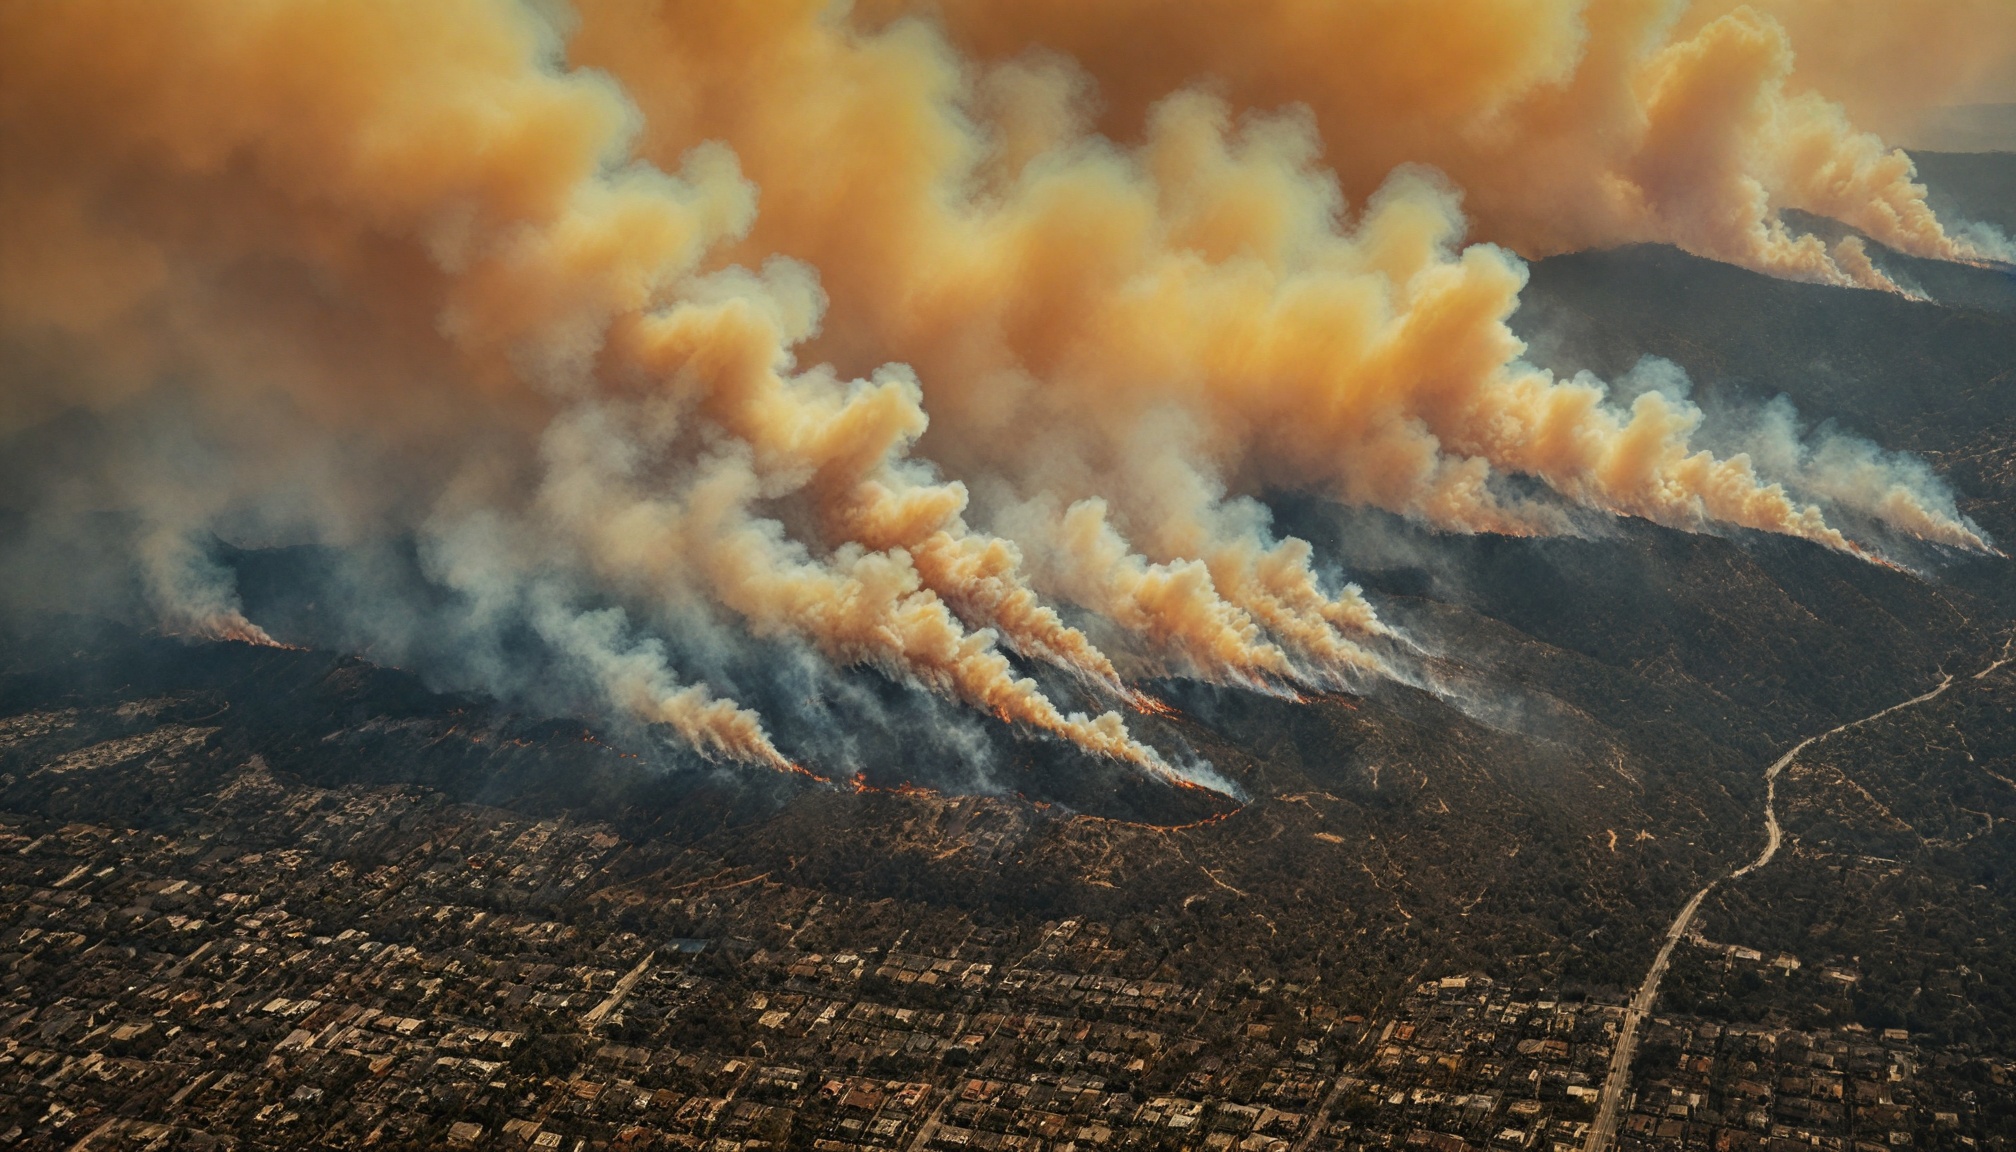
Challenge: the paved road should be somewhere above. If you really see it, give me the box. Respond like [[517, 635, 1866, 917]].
[[582, 950, 655, 1030], [1579, 884, 1715, 1152], [1580, 673, 1955, 1152]]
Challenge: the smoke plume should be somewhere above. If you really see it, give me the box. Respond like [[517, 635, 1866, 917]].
[[841, 0, 2016, 282], [0, 0, 1996, 786]]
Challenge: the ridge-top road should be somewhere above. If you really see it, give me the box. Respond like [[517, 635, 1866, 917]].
[[1580, 672, 1955, 1152]]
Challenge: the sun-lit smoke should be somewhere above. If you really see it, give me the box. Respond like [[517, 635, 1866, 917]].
[[1013, 496, 1301, 690], [1679, 0, 2016, 144], [840, 0, 2016, 281], [571, 5, 1986, 551], [0, 0, 1996, 784], [1598, 357, 1995, 552]]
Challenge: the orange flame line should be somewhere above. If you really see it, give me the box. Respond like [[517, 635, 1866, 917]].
[[1125, 690, 1181, 719]]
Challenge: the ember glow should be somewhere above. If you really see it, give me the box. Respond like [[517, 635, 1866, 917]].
[[0, 0, 2001, 789]]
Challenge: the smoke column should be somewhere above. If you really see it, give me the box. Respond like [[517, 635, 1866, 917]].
[[0, 0, 1996, 784]]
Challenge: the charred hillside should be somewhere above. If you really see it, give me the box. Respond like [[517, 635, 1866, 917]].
[[8, 206, 2016, 1010], [3, 147, 2013, 1152]]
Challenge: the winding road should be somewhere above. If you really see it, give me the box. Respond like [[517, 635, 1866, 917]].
[[1579, 673, 1956, 1152]]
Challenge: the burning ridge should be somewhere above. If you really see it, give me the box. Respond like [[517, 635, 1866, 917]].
[[0, 0, 1999, 793]]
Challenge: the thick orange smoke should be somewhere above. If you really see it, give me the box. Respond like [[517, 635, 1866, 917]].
[[0, 0, 1994, 784], [837, 0, 2015, 285], [572, 3, 1987, 545], [1680, 1, 2016, 143]]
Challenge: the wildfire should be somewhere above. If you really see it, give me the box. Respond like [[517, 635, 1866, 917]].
[[776, 760, 831, 784], [1297, 690, 1360, 711], [1160, 772, 1226, 797], [173, 615, 304, 651], [1844, 542, 1904, 571], [1125, 691, 1181, 719], [842, 771, 949, 800], [577, 732, 641, 760]]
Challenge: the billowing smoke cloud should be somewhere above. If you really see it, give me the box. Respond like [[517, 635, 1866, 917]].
[[0, 0, 1994, 787], [1679, 0, 2016, 142], [836, 0, 2016, 284]]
